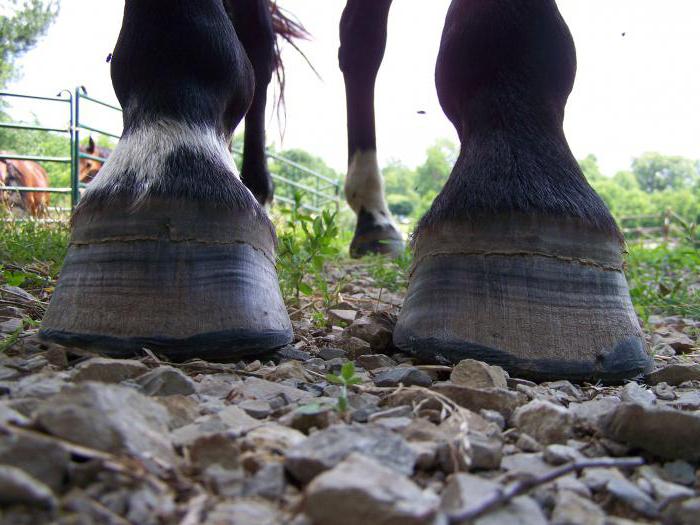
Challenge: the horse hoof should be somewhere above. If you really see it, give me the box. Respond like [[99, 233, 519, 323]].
[[40, 197, 292, 361], [349, 210, 404, 258], [393, 215, 653, 383]]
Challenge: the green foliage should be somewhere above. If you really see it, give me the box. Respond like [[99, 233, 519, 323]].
[[0, 0, 59, 88], [276, 192, 341, 305], [626, 241, 700, 322], [0, 215, 68, 276], [631, 152, 700, 193], [325, 361, 362, 414], [366, 248, 412, 294]]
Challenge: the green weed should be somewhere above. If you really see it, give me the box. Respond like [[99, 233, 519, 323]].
[[325, 361, 362, 415]]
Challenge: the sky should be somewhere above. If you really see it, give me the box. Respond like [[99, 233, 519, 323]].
[[6, 0, 700, 176]]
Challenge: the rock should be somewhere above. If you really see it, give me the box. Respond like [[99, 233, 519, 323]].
[[318, 347, 347, 361], [12, 372, 69, 399], [280, 403, 338, 433], [156, 395, 200, 430], [35, 382, 174, 461], [450, 359, 507, 389], [654, 382, 677, 401], [172, 406, 262, 447], [638, 466, 695, 503], [646, 364, 700, 386], [241, 423, 306, 457], [620, 382, 655, 406], [231, 377, 313, 405], [663, 497, 700, 525], [189, 433, 241, 470], [513, 400, 573, 445], [654, 344, 677, 357], [606, 477, 659, 519], [337, 334, 372, 358], [136, 366, 196, 396], [344, 314, 394, 352], [238, 399, 272, 419], [0, 403, 29, 426], [431, 383, 526, 420], [568, 397, 620, 430], [374, 367, 432, 388], [0, 317, 22, 333], [204, 499, 281, 525], [409, 441, 440, 470], [469, 432, 503, 471], [266, 360, 310, 382], [0, 465, 56, 509], [357, 353, 397, 370], [661, 332, 696, 353], [243, 463, 286, 500], [276, 345, 312, 362], [601, 403, 700, 460], [543, 444, 584, 465], [195, 373, 242, 397], [0, 431, 70, 492], [328, 309, 357, 325], [479, 409, 506, 431], [441, 473, 547, 525], [304, 453, 441, 525], [662, 460, 697, 486], [285, 424, 416, 484], [71, 358, 148, 383], [502, 454, 557, 477], [551, 490, 605, 525], [516, 433, 543, 453]]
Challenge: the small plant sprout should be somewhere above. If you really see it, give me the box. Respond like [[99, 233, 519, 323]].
[[325, 361, 362, 415]]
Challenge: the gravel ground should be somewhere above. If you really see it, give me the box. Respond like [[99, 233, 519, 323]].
[[0, 261, 698, 525]]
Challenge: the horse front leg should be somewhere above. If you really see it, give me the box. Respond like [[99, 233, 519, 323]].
[[339, 0, 403, 258], [227, 0, 275, 207], [40, 0, 292, 359], [394, 0, 652, 382]]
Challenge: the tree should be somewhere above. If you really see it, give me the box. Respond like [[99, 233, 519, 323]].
[[578, 154, 604, 183], [631, 152, 699, 193], [415, 138, 457, 195], [0, 0, 59, 88]]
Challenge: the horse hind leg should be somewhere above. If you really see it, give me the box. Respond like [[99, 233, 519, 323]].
[[40, 0, 292, 359], [339, 0, 403, 258], [227, 0, 275, 206], [393, 0, 652, 382]]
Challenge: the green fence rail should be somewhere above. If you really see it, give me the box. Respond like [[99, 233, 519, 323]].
[[1, 87, 340, 216]]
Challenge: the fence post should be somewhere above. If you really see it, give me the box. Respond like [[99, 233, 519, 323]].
[[70, 87, 81, 209]]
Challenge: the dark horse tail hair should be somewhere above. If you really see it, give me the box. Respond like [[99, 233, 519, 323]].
[[269, 1, 318, 137]]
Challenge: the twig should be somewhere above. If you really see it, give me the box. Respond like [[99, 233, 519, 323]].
[[179, 492, 208, 525], [448, 456, 645, 523]]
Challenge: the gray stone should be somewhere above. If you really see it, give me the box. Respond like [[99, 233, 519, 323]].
[[156, 395, 200, 430], [35, 382, 174, 461], [431, 383, 527, 420], [516, 433, 543, 453], [663, 497, 700, 525], [305, 453, 441, 525], [71, 357, 148, 383], [646, 364, 700, 386], [328, 309, 357, 325], [501, 453, 557, 477], [0, 431, 70, 492], [241, 423, 306, 456], [280, 402, 338, 433], [204, 499, 281, 525], [238, 399, 272, 419], [243, 462, 286, 500], [318, 347, 347, 361], [374, 367, 432, 388], [266, 360, 311, 382], [0, 465, 56, 509], [0, 317, 22, 333], [344, 314, 394, 352], [654, 382, 677, 401], [469, 432, 503, 471], [337, 334, 372, 358], [662, 460, 697, 486], [638, 466, 695, 503], [231, 377, 313, 405], [285, 423, 416, 484], [450, 359, 508, 389], [12, 372, 69, 399], [543, 444, 584, 465], [356, 353, 397, 370], [601, 403, 700, 460], [172, 406, 262, 447], [568, 397, 620, 430], [513, 400, 573, 445], [0, 403, 29, 426], [479, 409, 506, 431], [194, 373, 243, 397], [551, 490, 605, 525], [189, 433, 240, 470], [606, 477, 659, 519], [441, 473, 546, 525], [136, 366, 196, 396], [276, 345, 312, 362], [620, 382, 656, 406]]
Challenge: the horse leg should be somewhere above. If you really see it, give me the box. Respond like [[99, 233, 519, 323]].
[[40, 0, 292, 359], [394, 0, 652, 382], [227, 0, 275, 206], [339, 0, 403, 258]]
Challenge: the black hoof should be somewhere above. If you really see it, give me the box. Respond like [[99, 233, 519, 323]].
[[350, 209, 404, 258], [40, 197, 292, 361], [393, 215, 653, 383]]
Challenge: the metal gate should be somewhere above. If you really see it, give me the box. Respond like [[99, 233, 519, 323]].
[[0, 87, 340, 216]]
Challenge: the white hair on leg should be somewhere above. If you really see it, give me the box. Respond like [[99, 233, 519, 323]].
[[86, 119, 240, 201], [345, 149, 394, 226]]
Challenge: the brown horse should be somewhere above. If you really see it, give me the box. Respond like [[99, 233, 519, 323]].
[[79, 137, 113, 183], [0, 155, 50, 217]]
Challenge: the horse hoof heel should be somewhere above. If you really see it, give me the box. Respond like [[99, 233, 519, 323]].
[[40, 198, 292, 361], [350, 210, 404, 258], [393, 215, 653, 383]]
